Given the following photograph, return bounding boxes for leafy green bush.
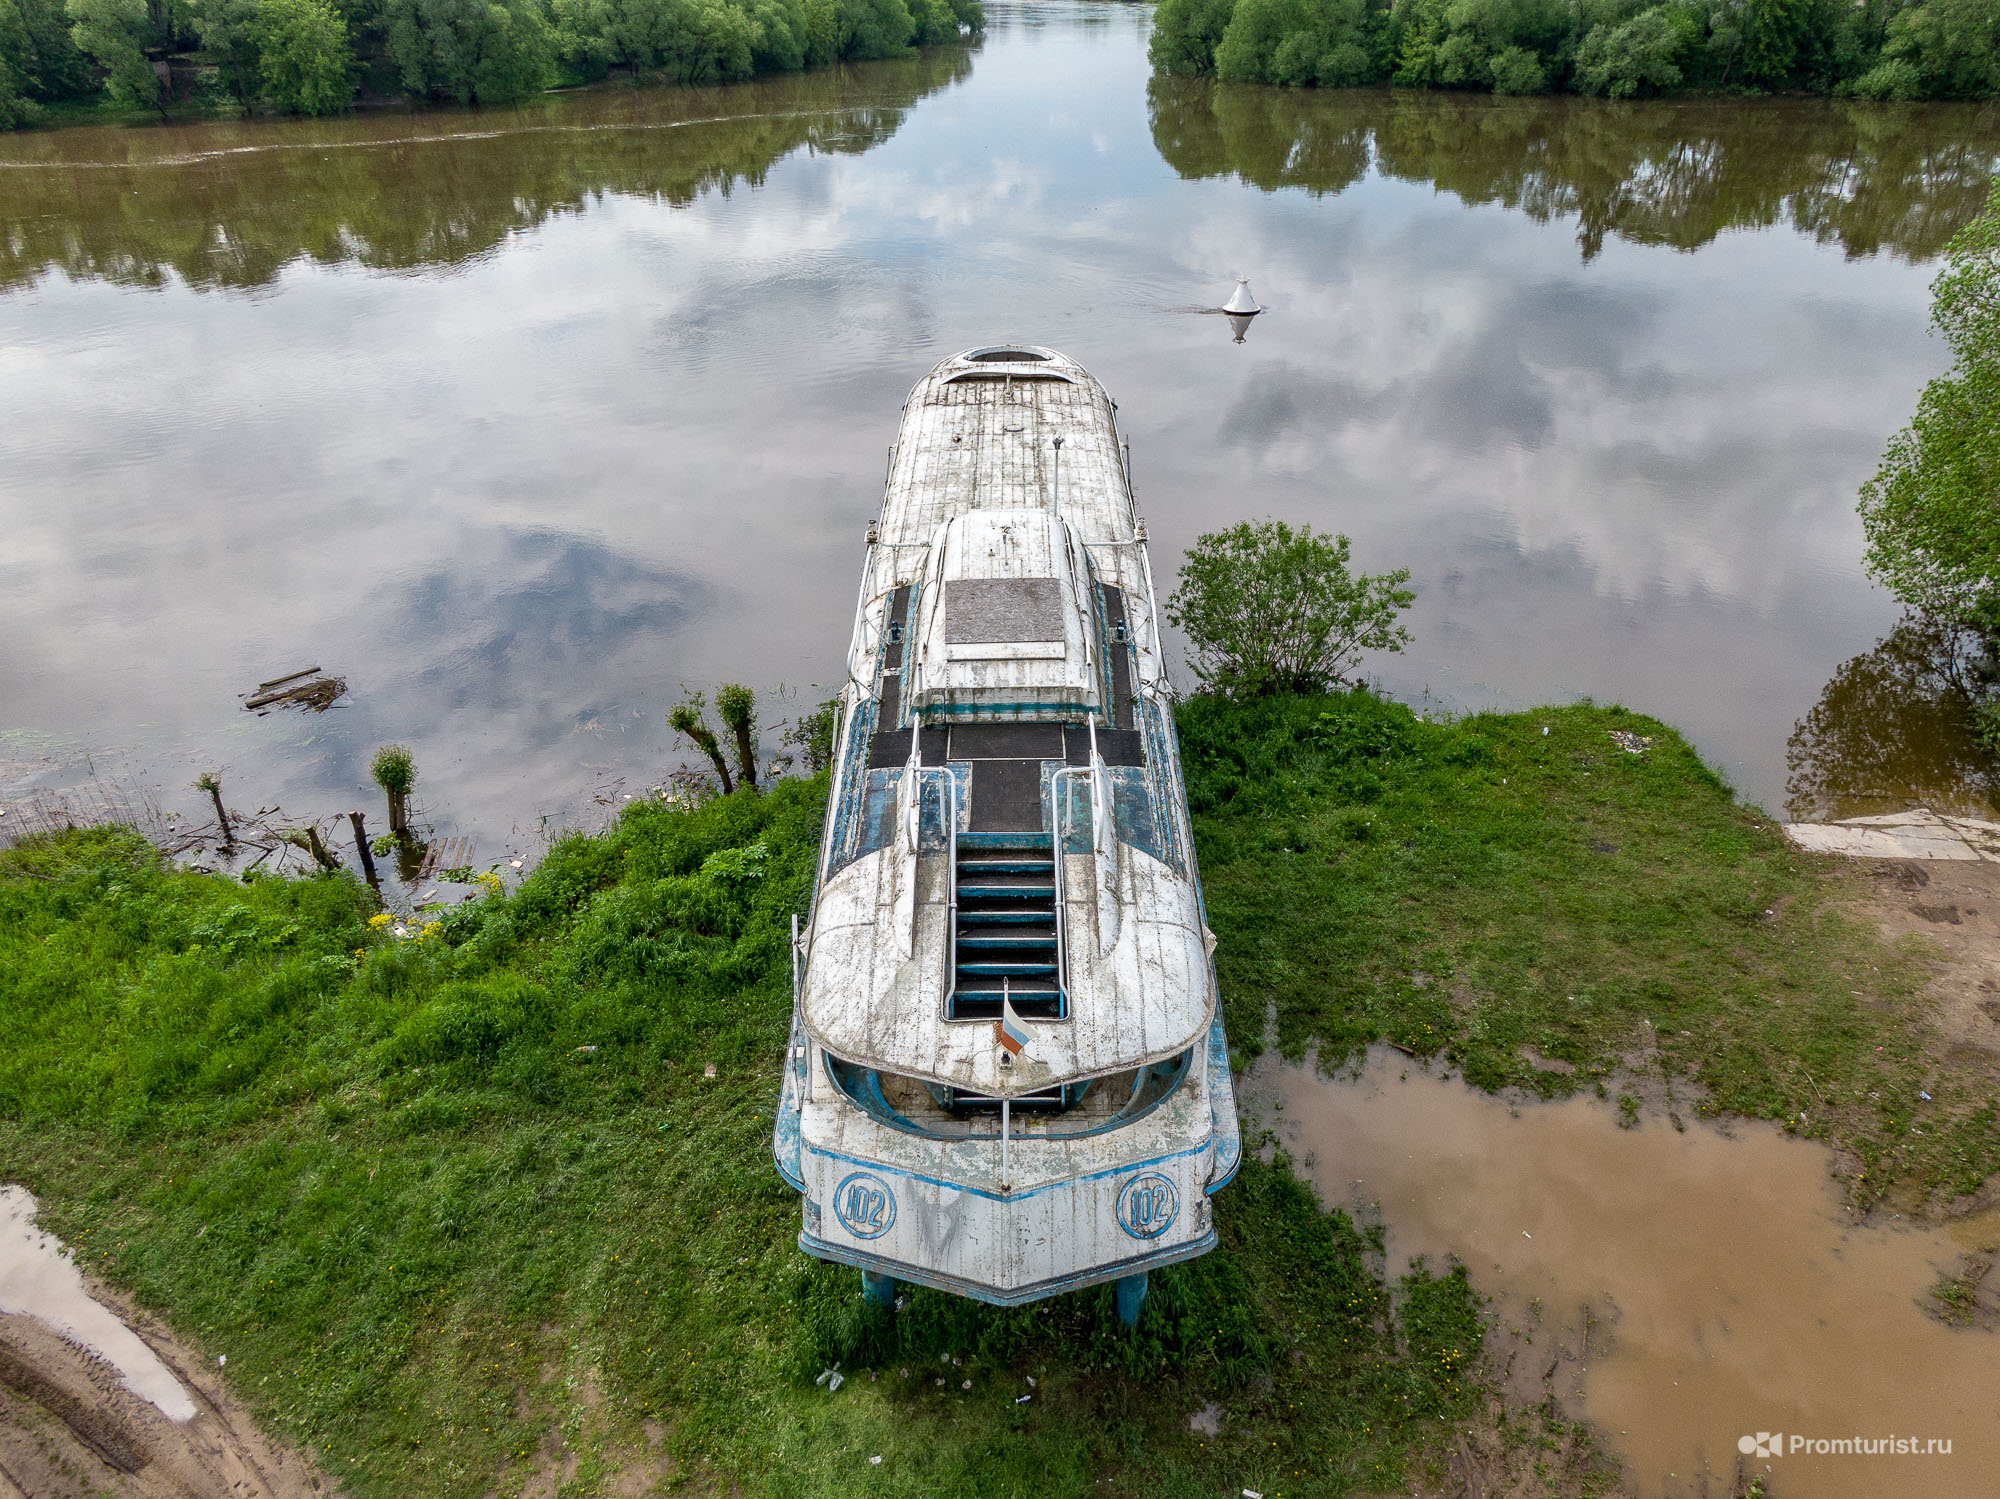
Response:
[1873,0,2000,100]
[1488,42,1546,91]
[1149,0,1238,76]
[1574,7,1685,98]
[1215,0,1371,87]
[254,0,353,114]
[64,0,159,108]
[1166,519,1413,697]
[383,0,554,104]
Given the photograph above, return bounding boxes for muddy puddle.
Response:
[0,1186,324,1499]
[1254,1049,1999,1498]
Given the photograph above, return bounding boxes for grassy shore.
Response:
[1,691,1982,1496]
[1183,692,1999,1213]
[0,752,1509,1498]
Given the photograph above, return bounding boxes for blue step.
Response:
[958,961,1058,976]
[957,910,1049,925]
[960,882,1053,898]
[958,934,1056,949]
[957,831,1049,851]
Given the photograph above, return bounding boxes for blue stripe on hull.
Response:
[803,1138,1210,1204]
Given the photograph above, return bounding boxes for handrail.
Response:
[902,710,922,854]
[843,544,880,695]
[843,539,932,696]
[943,765,958,1013]
[900,714,960,1014]
[1050,763,1091,1014]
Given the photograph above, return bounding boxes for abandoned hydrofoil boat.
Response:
[771,346,1240,1322]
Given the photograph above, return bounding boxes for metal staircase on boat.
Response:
[949,841,1064,1019]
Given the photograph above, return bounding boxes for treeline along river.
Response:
[1,1,1998,861]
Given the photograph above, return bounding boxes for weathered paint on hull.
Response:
[774,345,1240,1309]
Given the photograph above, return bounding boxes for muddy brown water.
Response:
[1256,1048,2000,1498]
[5,3,2000,865]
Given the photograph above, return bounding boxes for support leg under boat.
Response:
[862,1270,896,1308]
[1115,1272,1148,1329]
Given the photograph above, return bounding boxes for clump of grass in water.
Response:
[715,683,759,791]
[369,744,416,836]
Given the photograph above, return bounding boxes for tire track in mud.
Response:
[0,1187,331,1499]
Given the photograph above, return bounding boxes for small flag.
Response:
[996,996,1034,1061]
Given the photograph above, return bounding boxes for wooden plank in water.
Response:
[254,666,321,692]
[417,835,474,880]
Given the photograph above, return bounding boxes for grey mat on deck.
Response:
[968,759,1046,832]
[950,723,1064,761]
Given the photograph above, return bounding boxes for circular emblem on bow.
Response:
[832,1171,897,1240]
[1115,1173,1179,1240]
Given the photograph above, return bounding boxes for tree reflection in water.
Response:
[1148,79,2000,262]
[1785,616,2000,823]
[0,47,974,293]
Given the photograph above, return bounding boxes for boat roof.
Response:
[800,347,1210,1092]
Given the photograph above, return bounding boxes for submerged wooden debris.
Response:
[416,835,475,881]
[242,667,346,714]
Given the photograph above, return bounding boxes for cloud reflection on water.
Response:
[2,4,1998,845]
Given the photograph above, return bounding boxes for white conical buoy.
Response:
[1222,278,1261,315]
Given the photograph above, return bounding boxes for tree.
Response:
[1859,180,2000,629]
[0,0,41,124]
[1214,0,1371,87]
[715,681,759,790]
[193,0,260,100]
[1574,8,1686,98]
[383,0,551,103]
[670,690,735,794]
[1868,0,2000,100]
[1167,520,1413,696]
[5,0,90,106]
[66,0,160,110]
[831,0,909,60]
[1149,0,1235,76]
[1739,0,1812,88]
[254,0,350,112]
[908,0,959,47]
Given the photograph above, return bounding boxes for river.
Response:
[3,2,1999,865]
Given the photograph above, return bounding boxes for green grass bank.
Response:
[1,691,1983,1496]
[1185,692,1999,1212]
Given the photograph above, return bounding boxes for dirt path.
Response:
[0,1193,330,1499]
[1854,857,2000,1101]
